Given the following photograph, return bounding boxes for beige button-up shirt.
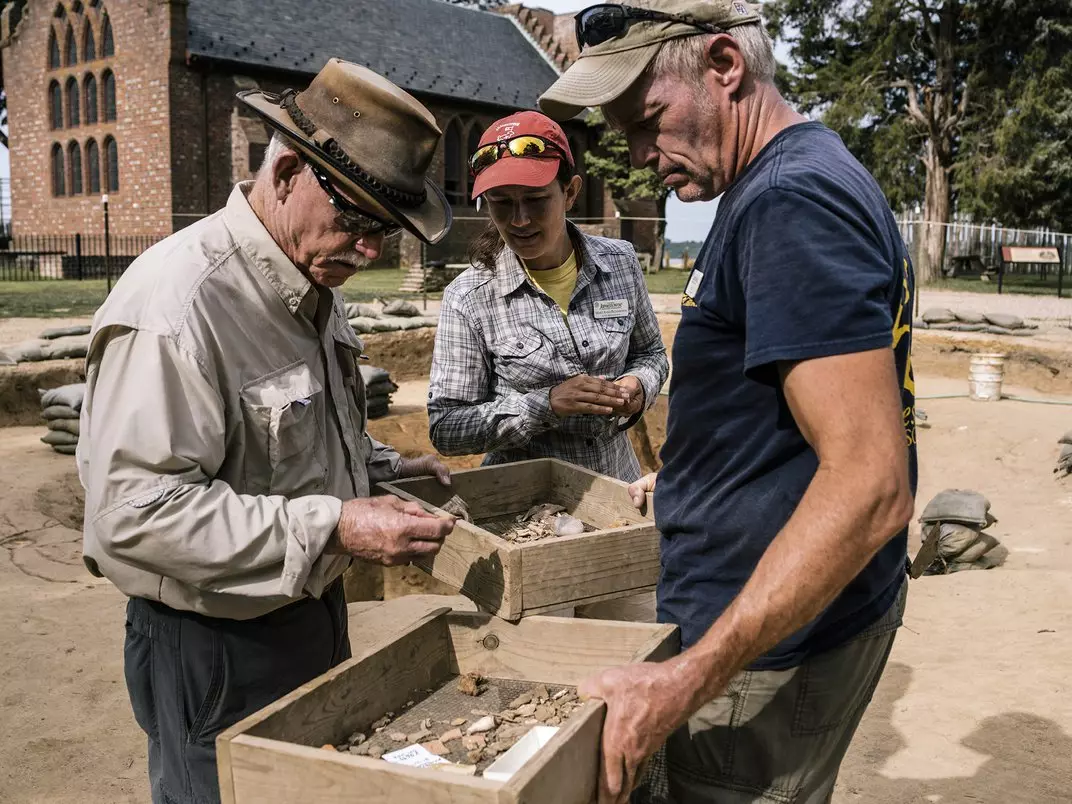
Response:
[78,183,401,619]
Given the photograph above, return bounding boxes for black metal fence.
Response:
[0,232,167,281]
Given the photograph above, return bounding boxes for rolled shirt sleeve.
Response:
[365,435,403,484]
[79,328,342,602]
[620,257,670,411]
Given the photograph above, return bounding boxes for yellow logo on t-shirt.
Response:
[893,258,916,446]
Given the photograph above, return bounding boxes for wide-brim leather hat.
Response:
[238,59,452,244]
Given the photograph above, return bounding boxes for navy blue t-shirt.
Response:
[655,122,917,669]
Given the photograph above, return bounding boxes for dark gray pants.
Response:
[123,579,350,804]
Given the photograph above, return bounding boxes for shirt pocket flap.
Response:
[241,361,323,409]
[493,334,543,359]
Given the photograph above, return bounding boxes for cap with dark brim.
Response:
[471,156,562,199]
[238,89,452,245]
[538,42,662,121]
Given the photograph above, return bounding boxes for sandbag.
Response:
[345,302,383,319]
[984,312,1024,329]
[922,307,957,324]
[359,365,391,386]
[48,418,80,436]
[920,489,992,527]
[39,383,86,411]
[51,444,78,456]
[1,339,48,363]
[371,318,406,332]
[951,323,987,332]
[42,404,80,420]
[41,430,79,446]
[954,310,986,324]
[1056,443,1072,477]
[382,299,421,318]
[43,337,89,360]
[954,532,1001,563]
[1059,431,1072,446]
[349,317,379,334]
[934,522,982,559]
[366,381,398,398]
[40,324,92,340]
[984,326,1033,337]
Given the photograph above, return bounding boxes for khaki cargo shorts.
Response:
[664,579,907,804]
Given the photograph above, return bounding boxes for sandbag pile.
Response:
[0,324,92,365]
[918,489,1008,574]
[1056,430,1072,478]
[360,365,397,420]
[916,308,1039,336]
[344,300,438,335]
[38,383,85,456]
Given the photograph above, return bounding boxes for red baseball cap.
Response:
[470,111,574,200]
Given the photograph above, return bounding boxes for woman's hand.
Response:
[614,376,645,417]
[550,375,630,417]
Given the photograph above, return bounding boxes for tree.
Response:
[768,0,973,282]
[956,9,1072,230]
[584,109,670,273]
[768,0,1072,281]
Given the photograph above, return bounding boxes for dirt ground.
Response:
[1,313,1071,802]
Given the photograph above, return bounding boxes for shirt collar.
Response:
[494,223,603,298]
[223,182,313,316]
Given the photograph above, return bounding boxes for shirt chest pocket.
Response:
[240,361,327,496]
[491,332,557,392]
[596,312,634,367]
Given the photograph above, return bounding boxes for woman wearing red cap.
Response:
[428,111,668,619]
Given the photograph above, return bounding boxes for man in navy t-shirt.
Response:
[540,2,917,802]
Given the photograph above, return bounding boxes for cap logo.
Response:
[732,2,749,14]
[496,121,520,141]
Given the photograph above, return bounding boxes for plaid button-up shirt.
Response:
[428,228,668,482]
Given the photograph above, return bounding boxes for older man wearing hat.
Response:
[541,3,916,803]
[78,60,455,804]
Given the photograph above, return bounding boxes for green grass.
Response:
[643,269,690,295]
[925,275,1068,296]
[5,266,1061,319]
[0,279,111,318]
[0,269,421,318]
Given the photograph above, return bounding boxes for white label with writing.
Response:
[685,270,704,298]
[594,299,629,319]
[382,744,450,768]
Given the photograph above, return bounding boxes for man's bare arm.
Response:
[672,347,914,706]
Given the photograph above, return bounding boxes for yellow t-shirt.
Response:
[524,250,578,318]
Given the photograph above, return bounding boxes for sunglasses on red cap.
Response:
[469,135,569,177]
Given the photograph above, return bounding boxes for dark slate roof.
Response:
[186,0,561,111]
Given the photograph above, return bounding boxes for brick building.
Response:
[1,0,653,266]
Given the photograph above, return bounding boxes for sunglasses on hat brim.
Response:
[575,4,726,50]
[469,135,570,176]
[308,162,404,238]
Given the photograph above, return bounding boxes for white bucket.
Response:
[969,353,1006,401]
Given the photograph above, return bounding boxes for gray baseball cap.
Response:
[538,1,762,120]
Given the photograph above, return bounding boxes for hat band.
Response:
[278,89,428,209]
